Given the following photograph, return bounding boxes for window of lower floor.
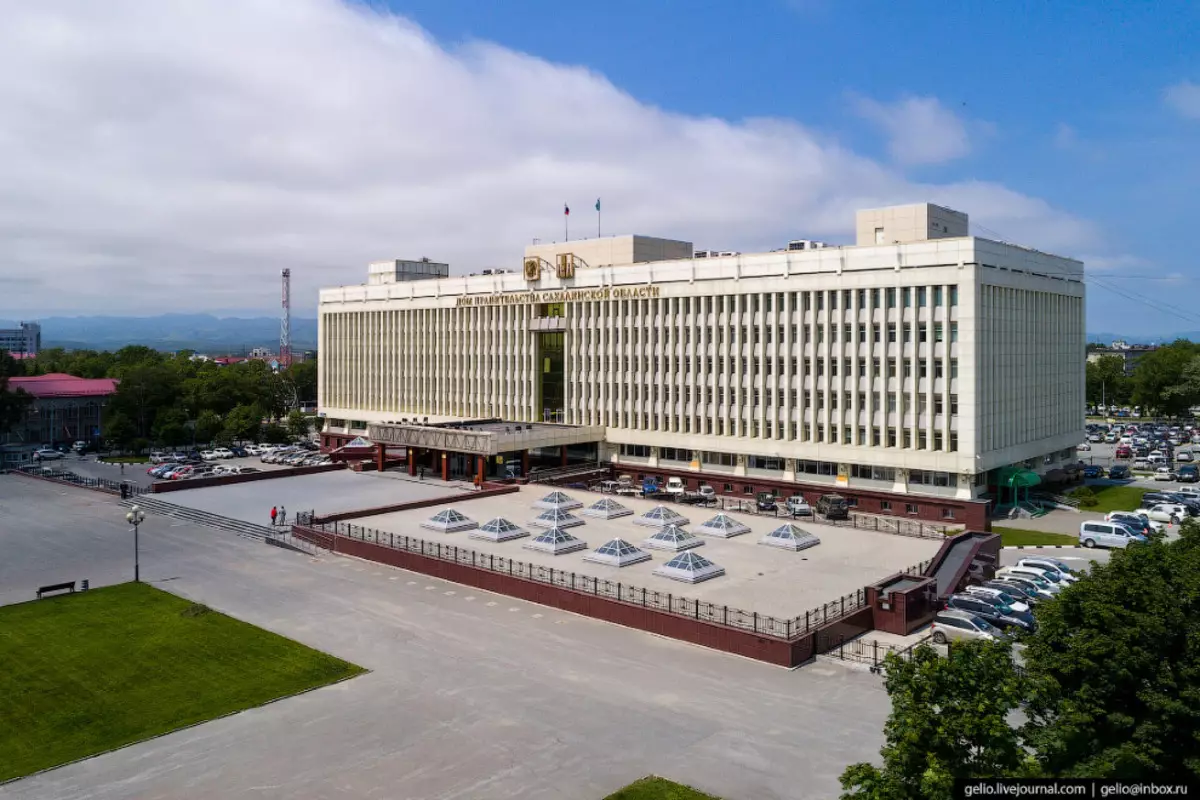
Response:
[620,444,651,458]
[942,508,956,519]
[906,503,918,515]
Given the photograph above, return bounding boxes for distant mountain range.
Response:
[1087,332,1200,345]
[0,314,317,354]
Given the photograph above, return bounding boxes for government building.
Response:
[317,203,1085,529]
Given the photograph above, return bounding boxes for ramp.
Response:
[923,531,1002,598]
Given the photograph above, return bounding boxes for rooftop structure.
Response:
[694,513,752,539]
[469,518,529,542]
[759,523,822,552]
[532,491,583,511]
[580,498,633,519]
[7,373,118,398]
[529,508,584,529]
[653,551,726,583]
[420,509,477,533]
[641,524,704,552]
[523,526,588,555]
[633,506,690,528]
[582,538,652,567]
[367,258,450,285]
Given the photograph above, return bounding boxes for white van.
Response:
[666,477,685,496]
[1078,520,1144,549]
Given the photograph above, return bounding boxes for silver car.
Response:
[930,609,1005,645]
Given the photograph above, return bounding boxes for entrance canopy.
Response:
[367,419,605,456]
[996,467,1041,489]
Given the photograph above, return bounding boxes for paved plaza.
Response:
[359,486,942,618]
[0,475,894,800]
[161,469,467,524]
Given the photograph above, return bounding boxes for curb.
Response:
[1002,545,1074,550]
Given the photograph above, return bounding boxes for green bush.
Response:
[1069,486,1098,508]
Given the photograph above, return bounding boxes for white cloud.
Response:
[1164,81,1200,119]
[852,95,973,166]
[0,0,1098,316]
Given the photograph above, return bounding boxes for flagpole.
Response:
[564,203,569,241]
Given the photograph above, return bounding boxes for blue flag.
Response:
[595,198,601,212]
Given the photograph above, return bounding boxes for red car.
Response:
[1115,445,1132,459]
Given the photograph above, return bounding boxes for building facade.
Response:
[318,204,1086,528]
[0,322,41,357]
[1,373,118,460]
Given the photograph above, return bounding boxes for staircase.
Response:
[120,496,275,541]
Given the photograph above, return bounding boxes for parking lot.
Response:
[0,475,893,800]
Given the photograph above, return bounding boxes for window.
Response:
[903,324,912,343]
[873,324,882,343]
[858,325,867,343]
[919,325,928,343]
[904,361,913,378]
[743,485,754,494]
[917,287,926,306]
[935,360,945,379]
[887,393,897,412]
[874,226,885,244]
[950,359,958,379]
[703,451,737,467]
[941,507,955,520]
[934,432,943,450]
[816,293,824,311]
[850,464,896,481]
[934,396,944,414]
[887,288,896,308]
[933,286,943,306]
[887,324,897,343]
[880,500,893,512]
[723,483,733,493]
[906,503,918,515]
[620,444,652,458]
[949,286,958,306]
[950,323,958,343]
[934,323,944,343]
[902,287,912,307]
[950,433,958,452]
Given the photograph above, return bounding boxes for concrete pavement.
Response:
[0,475,894,800]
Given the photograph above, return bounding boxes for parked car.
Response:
[755,492,778,512]
[930,609,1005,645]
[211,447,234,459]
[1178,465,1199,483]
[816,493,850,520]
[228,445,248,458]
[983,579,1042,605]
[1152,467,1177,482]
[1106,511,1163,535]
[945,594,1036,633]
[1016,557,1079,584]
[243,444,263,456]
[1115,445,1132,459]
[990,576,1055,603]
[168,466,195,480]
[786,495,813,517]
[1144,503,1186,524]
[1078,442,1091,451]
[964,585,1031,614]
[200,450,219,461]
[149,462,180,478]
[1177,450,1194,462]
[996,568,1065,597]
[1078,520,1146,549]
[33,448,63,460]
[1108,464,1131,480]
[1082,465,1105,479]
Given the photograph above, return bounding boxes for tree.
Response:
[1021,522,1200,779]
[287,359,318,404]
[222,404,263,442]
[194,410,222,444]
[1163,355,1200,415]
[840,642,1030,799]
[151,407,190,447]
[1131,340,1199,417]
[104,411,137,451]
[0,352,33,437]
[261,422,290,444]
[286,409,311,440]
[1085,355,1131,408]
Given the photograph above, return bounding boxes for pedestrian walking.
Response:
[120,463,125,475]
[279,505,287,526]
[419,466,425,481]
[270,506,278,526]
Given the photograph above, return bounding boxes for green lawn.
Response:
[0,583,363,782]
[1084,484,1149,514]
[604,777,721,800]
[992,527,1078,547]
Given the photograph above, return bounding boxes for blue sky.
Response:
[386,0,1200,337]
[2,0,1196,337]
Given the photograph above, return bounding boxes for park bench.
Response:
[36,581,76,599]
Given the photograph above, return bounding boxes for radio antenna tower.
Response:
[279,268,292,369]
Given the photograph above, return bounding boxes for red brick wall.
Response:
[293,526,814,667]
[150,462,344,493]
[616,463,989,531]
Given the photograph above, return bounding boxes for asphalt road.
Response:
[0,475,895,800]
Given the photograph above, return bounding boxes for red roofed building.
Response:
[3,373,119,448]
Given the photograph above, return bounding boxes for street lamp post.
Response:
[126,505,146,582]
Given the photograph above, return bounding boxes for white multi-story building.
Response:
[318,204,1085,528]
[0,321,41,357]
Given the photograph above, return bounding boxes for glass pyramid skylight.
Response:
[632,505,690,528]
[583,538,652,567]
[522,526,588,555]
[759,523,822,552]
[532,491,583,511]
[694,513,752,539]
[529,507,585,529]
[469,517,529,542]
[580,498,634,519]
[653,551,725,583]
[641,523,704,552]
[420,508,477,532]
